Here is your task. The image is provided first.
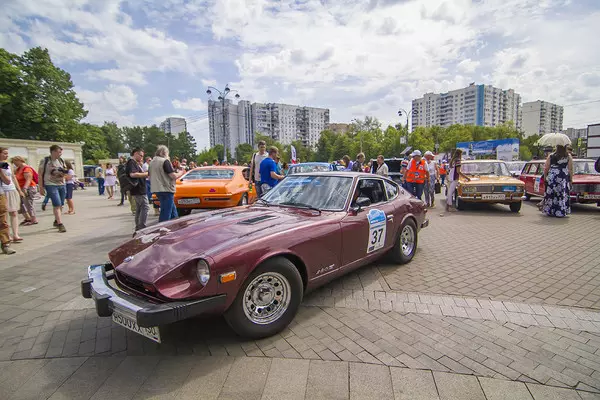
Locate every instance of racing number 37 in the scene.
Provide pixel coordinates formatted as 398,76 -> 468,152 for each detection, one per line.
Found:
367,209 -> 387,253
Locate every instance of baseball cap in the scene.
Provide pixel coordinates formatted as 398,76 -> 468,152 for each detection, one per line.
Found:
424,151 -> 434,157
411,150 -> 422,157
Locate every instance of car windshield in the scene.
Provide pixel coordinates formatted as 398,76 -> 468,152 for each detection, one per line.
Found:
261,175 -> 353,211
505,162 -> 525,172
183,169 -> 235,180
461,162 -> 511,176
573,161 -> 600,175
287,164 -> 331,175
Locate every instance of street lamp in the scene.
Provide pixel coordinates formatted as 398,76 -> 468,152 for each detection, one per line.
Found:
397,108 -> 414,150
206,85 -> 240,163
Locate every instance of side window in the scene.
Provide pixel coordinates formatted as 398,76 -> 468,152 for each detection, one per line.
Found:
530,164 -> 540,175
242,168 -> 250,181
384,181 -> 398,200
357,179 -> 387,205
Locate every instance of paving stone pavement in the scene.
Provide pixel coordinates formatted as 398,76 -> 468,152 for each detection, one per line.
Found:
1,355 -> 599,400
1,189 -> 600,399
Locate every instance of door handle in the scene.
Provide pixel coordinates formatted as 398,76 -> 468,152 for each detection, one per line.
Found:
387,215 -> 394,221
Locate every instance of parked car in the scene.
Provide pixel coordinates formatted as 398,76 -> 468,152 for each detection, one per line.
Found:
81,172 -> 429,342
153,166 -> 255,216
505,161 -> 526,178
520,159 -> 600,205
287,162 -> 337,175
450,160 -> 525,212
369,158 -> 405,184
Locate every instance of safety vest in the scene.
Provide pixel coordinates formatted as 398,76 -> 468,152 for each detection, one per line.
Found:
439,164 -> 447,175
405,159 -> 426,184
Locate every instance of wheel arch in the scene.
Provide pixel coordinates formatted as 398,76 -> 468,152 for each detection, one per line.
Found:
253,252 -> 308,292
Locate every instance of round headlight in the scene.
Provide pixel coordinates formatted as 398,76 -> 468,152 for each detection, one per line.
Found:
196,260 -> 210,286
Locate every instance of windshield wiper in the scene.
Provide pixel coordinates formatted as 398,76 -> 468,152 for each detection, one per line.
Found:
279,202 -> 322,214
255,198 -> 270,207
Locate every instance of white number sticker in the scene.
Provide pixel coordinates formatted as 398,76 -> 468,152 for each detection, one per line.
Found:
366,209 -> 387,253
534,177 -> 541,193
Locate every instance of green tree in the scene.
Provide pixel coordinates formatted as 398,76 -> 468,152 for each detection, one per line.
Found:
197,147 -> 219,164
235,143 -> 254,164
313,130 -> 337,161
100,122 -> 126,157
439,125 -> 473,152
0,47 -> 87,140
170,131 -> 197,160
408,127 -> 435,154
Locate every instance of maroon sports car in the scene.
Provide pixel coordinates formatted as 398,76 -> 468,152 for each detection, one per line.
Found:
82,172 -> 429,342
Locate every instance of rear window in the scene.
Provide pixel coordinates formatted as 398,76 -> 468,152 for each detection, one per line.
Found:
183,169 -> 235,180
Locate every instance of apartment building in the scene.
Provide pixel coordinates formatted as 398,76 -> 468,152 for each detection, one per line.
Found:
209,100 -> 329,158
522,100 -> 564,137
159,117 -> 187,135
411,83 -> 522,130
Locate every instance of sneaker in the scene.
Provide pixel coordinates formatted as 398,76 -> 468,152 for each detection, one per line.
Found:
53,220 -> 58,227
2,244 -> 16,255
41,204 -> 46,211
57,224 -> 67,233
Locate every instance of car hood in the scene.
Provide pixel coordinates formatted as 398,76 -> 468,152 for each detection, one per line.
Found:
109,206 -> 324,283
460,175 -> 524,185
573,174 -> 600,184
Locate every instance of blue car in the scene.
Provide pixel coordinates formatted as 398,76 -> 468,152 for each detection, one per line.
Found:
287,162 -> 339,175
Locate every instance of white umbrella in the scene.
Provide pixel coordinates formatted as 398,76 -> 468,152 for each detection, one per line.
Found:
536,132 -> 571,147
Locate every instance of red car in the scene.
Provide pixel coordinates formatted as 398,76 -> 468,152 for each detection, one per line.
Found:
520,159 -> 600,205
81,172 -> 429,341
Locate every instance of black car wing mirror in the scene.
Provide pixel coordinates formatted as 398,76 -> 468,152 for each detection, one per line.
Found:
354,196 -> 371,212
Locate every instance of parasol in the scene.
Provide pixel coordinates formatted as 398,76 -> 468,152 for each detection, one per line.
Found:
535,132 -> 571,147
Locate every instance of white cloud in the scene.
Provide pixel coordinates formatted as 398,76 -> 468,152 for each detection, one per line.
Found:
148,97 -> 161,109
84,69 -> 148,85
456,59 -> 480,74
172,97 -> 205,111
77,84 -> 138,126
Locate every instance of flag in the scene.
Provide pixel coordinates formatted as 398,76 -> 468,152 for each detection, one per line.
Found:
290,145 -> 297,163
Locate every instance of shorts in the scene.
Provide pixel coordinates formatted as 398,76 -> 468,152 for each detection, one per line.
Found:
260,183 -> 273,195
4,190 -> 21,212
45,185 -> 66,207
66,183 -> 74,200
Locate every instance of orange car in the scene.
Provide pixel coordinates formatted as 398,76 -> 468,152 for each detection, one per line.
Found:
153,166 -> 256,216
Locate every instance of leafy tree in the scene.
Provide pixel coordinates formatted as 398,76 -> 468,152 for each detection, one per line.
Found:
408,127 -> 435,153
100,122 -> 126,157
439,125 -> 473,152
235,143 -> 254,164
170,131 -> 197,160
0,47 -> 86,140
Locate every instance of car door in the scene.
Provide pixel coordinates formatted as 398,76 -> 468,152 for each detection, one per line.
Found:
339,178 -> 396,271
521,163 -> 534,193
532,163 -> 544,195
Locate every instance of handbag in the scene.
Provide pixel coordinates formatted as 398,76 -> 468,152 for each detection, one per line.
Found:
434,181 -> 441,194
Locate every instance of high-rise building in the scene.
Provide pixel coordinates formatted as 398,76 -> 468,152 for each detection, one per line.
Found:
411,83 -> 522,130
522,100 -> 564,137
209,100 -> 329,158
587,123 -> 600,159
159,117 -> 187,135
562,127 -> 587,142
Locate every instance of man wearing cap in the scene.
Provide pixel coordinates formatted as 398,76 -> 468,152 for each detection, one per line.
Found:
404,150 -> 429,200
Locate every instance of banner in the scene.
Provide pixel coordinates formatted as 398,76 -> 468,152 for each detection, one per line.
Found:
290,145 -> 297,163
456,138 -> 520,161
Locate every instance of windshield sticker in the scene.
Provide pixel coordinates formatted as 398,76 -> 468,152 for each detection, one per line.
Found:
367,209 -> 386,253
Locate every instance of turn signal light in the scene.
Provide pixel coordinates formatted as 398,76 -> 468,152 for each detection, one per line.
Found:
219,272 -> 236,283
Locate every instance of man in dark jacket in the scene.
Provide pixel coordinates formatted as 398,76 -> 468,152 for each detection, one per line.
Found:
117,156 -> 135,213
351,152 -> 365,172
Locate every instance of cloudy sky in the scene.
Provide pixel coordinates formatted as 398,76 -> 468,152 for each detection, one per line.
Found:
1,0 -> 599,150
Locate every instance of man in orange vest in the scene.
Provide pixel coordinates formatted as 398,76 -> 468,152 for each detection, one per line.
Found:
404,150 -> 429,200
439,160 -> 448,186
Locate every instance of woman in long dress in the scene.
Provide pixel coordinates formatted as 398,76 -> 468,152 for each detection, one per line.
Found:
542,145 -> 573,218
104,163 -> 117,199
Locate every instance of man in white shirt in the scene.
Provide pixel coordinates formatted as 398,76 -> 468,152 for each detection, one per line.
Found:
249,140 -> 268,197
374,155 -> 389,177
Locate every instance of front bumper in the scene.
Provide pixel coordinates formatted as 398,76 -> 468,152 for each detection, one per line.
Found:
81,263 -> 226,327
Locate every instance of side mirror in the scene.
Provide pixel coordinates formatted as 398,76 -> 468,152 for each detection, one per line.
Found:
354,197 -> 371,212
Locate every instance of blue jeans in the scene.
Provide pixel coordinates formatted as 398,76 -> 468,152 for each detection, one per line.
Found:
97,177 -> 105,195
45,185 -> 66,207
440,175 -> 446,186
146,180 -> 158,209
406,182 -> 424,200
156,192 -> 178,222
42,192 -> 50,206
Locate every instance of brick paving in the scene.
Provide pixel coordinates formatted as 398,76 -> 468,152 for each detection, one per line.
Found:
1,190 -> 600,398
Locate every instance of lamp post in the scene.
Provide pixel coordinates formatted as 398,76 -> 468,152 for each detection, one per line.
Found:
206,85 -> 240,163
397,108 -> 414,149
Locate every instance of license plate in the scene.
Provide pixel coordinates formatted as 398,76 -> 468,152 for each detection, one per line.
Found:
178,198 -> 200,205
583,194 -> 600,200
502,186 -> 516,192
482,194 -> 506,200
112,312 -> 161,343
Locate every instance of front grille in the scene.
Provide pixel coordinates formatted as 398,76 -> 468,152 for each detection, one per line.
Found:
572,184 -> 600,193
115,271 -> 161,302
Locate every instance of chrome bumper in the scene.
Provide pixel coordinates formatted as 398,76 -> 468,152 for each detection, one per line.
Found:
81,264 -> 226,327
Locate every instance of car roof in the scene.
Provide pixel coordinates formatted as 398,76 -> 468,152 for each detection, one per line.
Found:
289,171 -> 387,178
290,162 -> 330,166
462,159 -> 507,163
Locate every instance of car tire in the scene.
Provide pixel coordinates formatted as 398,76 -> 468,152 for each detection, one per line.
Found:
524,192 -> 532,201
456,197 -> 465,210
177,208 -> 192,216
224,257 -> 303,339
238,193 -> 248,206
389,218 -> 418,264
510,202 -> 522,213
